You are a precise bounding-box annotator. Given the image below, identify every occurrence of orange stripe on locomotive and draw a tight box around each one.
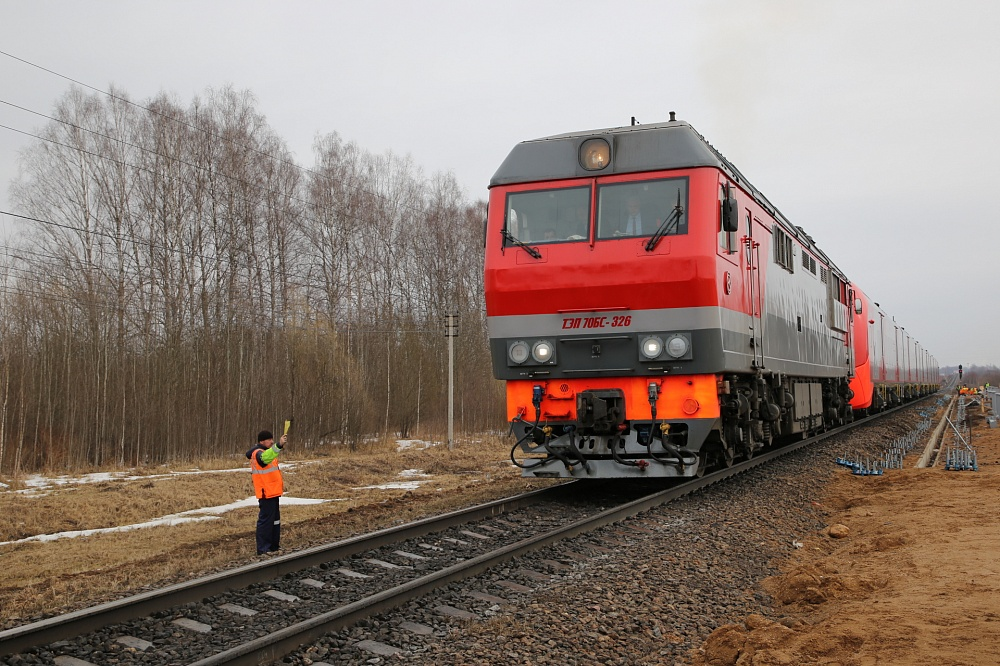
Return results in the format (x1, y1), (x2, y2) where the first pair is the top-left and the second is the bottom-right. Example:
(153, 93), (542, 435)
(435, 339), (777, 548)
(506, 375), (721, 422)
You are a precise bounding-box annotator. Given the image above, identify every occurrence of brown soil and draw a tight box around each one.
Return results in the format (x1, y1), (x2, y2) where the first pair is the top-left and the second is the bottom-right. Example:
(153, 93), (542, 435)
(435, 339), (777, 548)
(693, 404), (1000, 666)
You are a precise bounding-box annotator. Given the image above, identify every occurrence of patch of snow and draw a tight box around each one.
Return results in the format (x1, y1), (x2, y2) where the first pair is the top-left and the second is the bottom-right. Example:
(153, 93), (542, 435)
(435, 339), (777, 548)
(399, 469), (430, 478)
(6, 462), (316, 496)
(396, 439), (439, 451)
(0, 495), (339, 547)
(353, 481), (427, 491)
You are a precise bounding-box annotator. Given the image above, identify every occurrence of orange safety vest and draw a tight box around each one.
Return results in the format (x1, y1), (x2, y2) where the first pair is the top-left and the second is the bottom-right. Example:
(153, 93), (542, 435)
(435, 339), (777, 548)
(250, 447), (283, 499)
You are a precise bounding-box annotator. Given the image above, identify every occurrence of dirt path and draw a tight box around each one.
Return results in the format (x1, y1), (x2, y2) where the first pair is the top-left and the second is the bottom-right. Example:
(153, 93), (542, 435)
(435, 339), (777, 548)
(694, 403), (1000, 666)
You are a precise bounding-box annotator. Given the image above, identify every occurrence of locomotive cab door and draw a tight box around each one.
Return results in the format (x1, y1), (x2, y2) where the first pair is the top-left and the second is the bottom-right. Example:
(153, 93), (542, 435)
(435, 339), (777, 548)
(717, 181), (763, 372)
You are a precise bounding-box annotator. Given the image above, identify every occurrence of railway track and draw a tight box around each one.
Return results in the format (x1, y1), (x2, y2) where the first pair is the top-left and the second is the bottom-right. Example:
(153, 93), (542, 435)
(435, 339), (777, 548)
(0, 399), (937, 665)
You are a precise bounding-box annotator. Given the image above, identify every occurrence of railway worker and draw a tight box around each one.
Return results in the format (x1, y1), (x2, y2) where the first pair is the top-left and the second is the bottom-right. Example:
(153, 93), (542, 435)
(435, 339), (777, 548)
(623, 195), (643, 235)
(246, 430), (288, 555)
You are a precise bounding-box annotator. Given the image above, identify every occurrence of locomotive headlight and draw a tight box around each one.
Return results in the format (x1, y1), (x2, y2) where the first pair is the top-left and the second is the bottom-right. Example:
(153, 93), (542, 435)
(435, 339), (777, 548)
(579, 138), (610, 171)
(531, 340), (554, 363)
(508, 341), (530, 364)
(665, 334), (690, 359)
(640, 335), (663, 359)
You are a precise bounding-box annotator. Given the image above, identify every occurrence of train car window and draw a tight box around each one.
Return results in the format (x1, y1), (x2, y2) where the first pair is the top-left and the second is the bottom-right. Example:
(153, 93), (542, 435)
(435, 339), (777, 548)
(504, 187), (590, 244)
(718, 184), (737, 252)
(595, 177), (688, 240)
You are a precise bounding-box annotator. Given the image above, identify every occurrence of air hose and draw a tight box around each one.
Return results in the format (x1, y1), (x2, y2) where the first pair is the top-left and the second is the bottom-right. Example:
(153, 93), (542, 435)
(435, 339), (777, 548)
(559, 425), (590, 474)
(646, 383), (693, 470)
(509, 385), (551, 470)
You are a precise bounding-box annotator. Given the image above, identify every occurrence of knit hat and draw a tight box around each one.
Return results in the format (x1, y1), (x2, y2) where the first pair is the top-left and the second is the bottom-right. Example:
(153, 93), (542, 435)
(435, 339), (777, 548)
(257, 430), (273, 442)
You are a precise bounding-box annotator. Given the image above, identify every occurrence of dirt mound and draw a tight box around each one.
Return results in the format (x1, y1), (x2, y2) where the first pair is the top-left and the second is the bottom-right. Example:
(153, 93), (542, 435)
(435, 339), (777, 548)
(762, 561), (886, 608)
(698, 614), (863, 666)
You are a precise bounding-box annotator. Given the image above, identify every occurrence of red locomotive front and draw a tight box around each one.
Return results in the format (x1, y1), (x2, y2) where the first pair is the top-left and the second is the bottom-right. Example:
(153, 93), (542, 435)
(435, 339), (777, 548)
(487, 117), (860, 478)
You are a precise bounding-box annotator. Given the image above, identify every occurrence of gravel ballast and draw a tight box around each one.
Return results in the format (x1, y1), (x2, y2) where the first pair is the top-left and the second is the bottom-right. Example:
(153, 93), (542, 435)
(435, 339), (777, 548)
(286, 407), (931, 665)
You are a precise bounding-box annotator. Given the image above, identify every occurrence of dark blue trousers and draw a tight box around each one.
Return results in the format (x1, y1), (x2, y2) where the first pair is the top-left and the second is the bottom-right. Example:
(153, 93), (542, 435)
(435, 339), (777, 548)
(256, 497), (281, 554)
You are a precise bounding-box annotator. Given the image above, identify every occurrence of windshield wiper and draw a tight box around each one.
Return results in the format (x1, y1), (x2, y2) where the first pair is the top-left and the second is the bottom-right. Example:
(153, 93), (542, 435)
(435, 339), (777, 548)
(645, 191), (684, 252)
(501, 229), (542, 259)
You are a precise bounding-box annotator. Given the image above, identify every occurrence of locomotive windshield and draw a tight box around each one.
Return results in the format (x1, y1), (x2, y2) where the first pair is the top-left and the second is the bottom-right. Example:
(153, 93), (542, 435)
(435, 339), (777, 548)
(596, 178), (688, 240)
(505, 186), (590, 244)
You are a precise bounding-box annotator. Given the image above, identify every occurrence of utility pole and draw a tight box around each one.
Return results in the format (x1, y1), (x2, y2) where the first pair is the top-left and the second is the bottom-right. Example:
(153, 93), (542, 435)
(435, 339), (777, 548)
(445, 313), (459, 450)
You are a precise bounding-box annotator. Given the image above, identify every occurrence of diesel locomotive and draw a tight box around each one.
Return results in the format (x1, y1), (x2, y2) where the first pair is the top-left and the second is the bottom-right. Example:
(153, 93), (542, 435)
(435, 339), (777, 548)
(484, 114), (938, 478)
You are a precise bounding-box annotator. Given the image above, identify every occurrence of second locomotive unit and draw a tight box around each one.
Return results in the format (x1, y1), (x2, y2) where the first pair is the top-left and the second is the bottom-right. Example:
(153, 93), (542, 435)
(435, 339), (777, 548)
(484, 114), (937, 478)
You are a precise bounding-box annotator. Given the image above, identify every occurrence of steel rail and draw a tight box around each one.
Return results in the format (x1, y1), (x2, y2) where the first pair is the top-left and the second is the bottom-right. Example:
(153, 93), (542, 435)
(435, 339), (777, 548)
(0, 482), (582, 657)
(191, 397), (938, 665)
(917, 395), (956, 467)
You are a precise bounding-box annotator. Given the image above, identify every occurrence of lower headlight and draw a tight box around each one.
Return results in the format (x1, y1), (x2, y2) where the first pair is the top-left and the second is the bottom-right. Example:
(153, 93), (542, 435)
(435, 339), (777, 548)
(640, 336), (663, 359)
(531, 340), (554, 363)
(509, 341), (530, 364)
(665, 334), (690, 358)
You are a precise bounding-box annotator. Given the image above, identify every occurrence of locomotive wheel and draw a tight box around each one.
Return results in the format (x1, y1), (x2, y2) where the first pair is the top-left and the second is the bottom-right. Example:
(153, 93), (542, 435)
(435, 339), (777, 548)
(694, 452), (708, 478)
(723, 444), (736, 468)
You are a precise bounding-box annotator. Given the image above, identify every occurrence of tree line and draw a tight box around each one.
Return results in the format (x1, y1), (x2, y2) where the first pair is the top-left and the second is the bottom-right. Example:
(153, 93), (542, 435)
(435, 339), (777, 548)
(0, 85), (503, 474)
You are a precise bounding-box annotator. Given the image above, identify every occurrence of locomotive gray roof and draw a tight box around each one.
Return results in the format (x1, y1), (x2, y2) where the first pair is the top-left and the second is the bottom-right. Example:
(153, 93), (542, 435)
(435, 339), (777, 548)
(490, 119), (729, 187)
(490, 118), (845, 280)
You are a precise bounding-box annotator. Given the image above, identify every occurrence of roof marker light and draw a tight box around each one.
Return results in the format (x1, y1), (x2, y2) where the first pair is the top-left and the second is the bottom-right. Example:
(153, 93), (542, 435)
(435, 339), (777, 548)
(579, 138), (610, 171)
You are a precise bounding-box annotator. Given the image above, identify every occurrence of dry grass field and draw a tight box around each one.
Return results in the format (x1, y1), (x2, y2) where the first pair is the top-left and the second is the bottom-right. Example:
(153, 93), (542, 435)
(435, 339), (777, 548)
(0, 435), (546, 626)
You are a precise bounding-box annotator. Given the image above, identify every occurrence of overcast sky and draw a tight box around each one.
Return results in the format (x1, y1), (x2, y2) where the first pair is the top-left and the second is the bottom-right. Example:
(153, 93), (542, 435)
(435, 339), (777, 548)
(1, 0), (997, 368)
